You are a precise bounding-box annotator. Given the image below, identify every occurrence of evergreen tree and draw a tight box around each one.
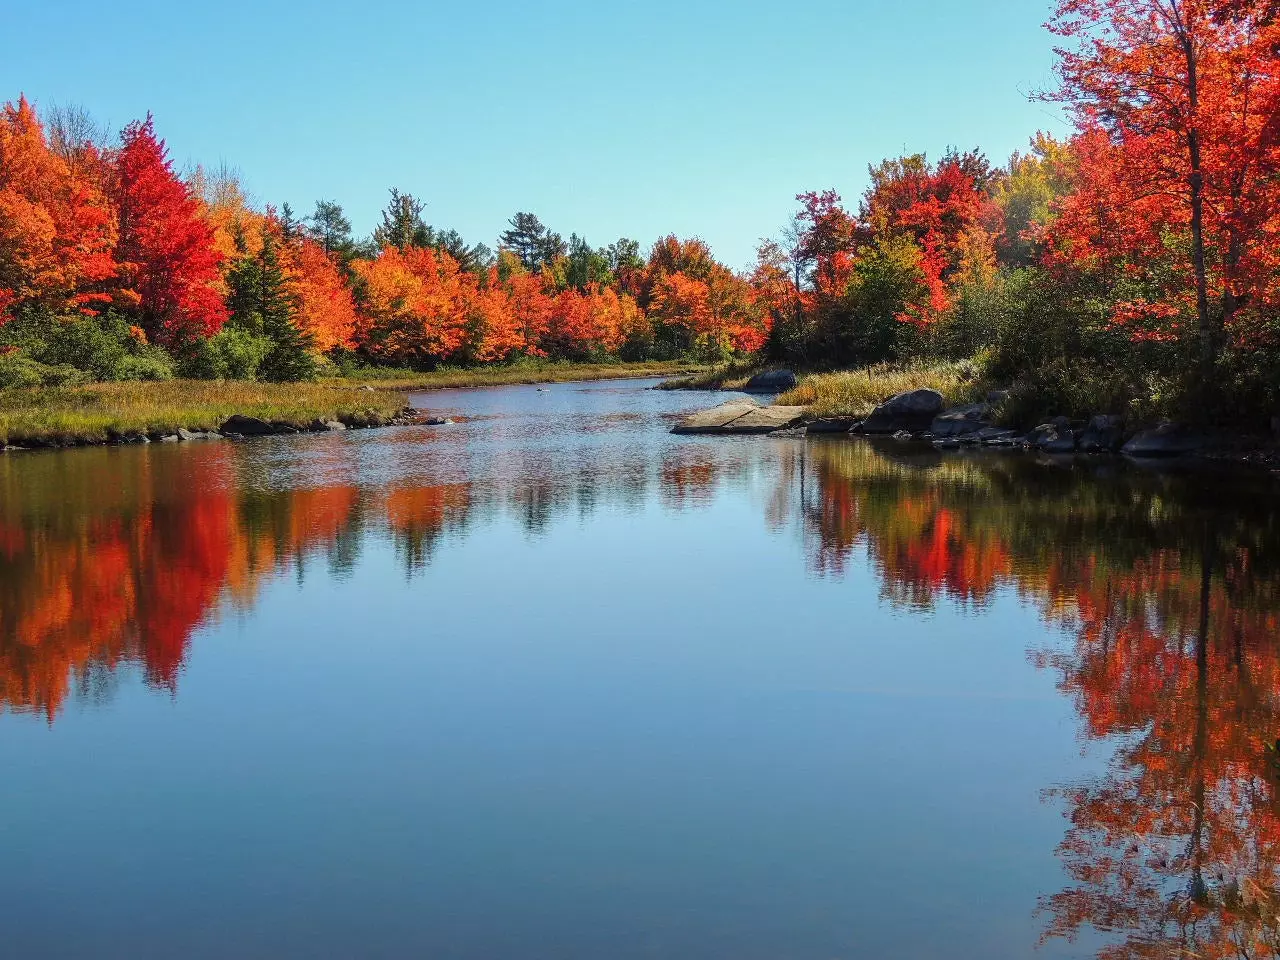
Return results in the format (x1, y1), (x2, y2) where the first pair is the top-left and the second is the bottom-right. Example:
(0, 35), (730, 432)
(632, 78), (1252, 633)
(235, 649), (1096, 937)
(500, 212), (565, 271)
(306, 200), (355, 262)
(226, 226), (316, 381)
(373, 188), (433, 251)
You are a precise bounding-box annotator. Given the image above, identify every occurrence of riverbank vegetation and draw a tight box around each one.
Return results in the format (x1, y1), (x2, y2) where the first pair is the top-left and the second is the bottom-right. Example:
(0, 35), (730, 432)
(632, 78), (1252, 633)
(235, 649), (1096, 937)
(776, 362), (988, 419)
(2, 0), (1278, 431)
(0, 381), (407, 446)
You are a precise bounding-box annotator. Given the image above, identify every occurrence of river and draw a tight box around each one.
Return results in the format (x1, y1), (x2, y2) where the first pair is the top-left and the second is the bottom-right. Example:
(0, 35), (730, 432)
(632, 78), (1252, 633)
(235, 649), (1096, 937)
(2, 378), (1279, 959)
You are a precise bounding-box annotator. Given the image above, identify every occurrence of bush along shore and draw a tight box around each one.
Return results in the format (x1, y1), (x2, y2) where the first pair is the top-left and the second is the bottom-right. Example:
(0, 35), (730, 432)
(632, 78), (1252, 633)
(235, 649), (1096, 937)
(0, 381), (426, 451)
(666, 364), (1280, 470)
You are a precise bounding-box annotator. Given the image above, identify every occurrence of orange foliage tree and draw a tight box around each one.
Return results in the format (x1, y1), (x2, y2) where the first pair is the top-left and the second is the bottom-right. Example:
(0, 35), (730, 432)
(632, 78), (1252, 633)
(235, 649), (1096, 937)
(0, 96), (117, 320)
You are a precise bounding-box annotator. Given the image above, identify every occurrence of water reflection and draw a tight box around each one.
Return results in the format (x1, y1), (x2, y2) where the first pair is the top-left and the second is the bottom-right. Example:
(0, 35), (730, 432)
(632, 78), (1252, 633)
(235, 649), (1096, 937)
(3, 395), (1280, 957)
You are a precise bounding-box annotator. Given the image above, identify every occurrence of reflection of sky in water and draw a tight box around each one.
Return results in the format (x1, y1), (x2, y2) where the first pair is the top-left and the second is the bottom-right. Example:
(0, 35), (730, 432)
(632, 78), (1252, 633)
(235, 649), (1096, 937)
(2, 378), (1278, 958)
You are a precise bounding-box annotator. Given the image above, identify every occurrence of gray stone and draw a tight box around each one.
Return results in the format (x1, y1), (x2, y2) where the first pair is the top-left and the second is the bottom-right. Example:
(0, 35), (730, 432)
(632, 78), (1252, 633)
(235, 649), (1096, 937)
(742, 369), (798, 393)
(1122, 421), (1207, 458)
(158, 434), (180, 443)
(892, 429), (914, 441)
(310, 419), (347, 431)
(930, 401), (993, 437)
(220, 414), (277, 436)
(768, 426), (808, 438)
(176, 427), (219, 441)
(862, 389), (946, 434)
(1078, 414), (1126, 453)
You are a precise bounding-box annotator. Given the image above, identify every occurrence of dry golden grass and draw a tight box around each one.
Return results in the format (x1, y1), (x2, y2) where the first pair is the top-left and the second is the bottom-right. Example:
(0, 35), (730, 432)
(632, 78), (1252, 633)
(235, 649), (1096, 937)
(0, 380), (407, 445)
(777, 361), (988, 418)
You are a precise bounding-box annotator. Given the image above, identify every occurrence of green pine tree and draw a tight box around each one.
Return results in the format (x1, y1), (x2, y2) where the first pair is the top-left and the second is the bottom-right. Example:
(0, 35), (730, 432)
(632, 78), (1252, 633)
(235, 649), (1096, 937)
(226, 226), (317, 382)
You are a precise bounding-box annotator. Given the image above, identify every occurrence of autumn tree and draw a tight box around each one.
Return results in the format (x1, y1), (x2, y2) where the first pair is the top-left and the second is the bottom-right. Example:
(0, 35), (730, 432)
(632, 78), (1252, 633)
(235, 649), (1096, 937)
(114, 116), (226, 347)
(1046, 0), (1280, 404)
(0, 96), (118, 319)
(289, 238), (358, 352)
(354, 245), (470, 365)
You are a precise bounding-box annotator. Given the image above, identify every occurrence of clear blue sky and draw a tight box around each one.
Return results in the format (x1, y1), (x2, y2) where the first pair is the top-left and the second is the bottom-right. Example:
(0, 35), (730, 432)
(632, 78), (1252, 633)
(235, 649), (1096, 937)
(4, 0), (1067, 269)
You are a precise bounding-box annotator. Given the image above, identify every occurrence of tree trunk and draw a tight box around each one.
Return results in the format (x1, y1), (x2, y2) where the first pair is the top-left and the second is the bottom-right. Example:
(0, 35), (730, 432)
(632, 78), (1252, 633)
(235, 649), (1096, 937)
(1183, 32), (1218, 413)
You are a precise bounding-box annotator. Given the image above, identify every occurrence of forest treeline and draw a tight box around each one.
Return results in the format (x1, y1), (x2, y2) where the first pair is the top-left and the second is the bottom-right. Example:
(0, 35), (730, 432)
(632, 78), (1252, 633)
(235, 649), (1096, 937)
(2, 0), (1278, 424)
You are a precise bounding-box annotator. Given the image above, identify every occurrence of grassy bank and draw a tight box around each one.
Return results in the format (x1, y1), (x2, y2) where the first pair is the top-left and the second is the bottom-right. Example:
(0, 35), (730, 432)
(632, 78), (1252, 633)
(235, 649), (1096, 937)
(777, 361), (988, 418)
(0, 381), (408, 446)
(331, 359), (708, 391)
(655, 360), (760, 391)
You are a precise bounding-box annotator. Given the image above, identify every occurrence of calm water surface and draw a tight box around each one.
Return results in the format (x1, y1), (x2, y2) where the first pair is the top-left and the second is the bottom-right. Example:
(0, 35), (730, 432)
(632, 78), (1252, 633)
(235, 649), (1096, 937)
(3, 378), (1279, 959)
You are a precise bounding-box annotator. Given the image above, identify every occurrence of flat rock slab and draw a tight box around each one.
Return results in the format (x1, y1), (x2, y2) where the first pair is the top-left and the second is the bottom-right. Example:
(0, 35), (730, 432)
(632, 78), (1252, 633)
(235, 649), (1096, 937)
(671, 400), (806, 435)
(724, 405), (809, 433)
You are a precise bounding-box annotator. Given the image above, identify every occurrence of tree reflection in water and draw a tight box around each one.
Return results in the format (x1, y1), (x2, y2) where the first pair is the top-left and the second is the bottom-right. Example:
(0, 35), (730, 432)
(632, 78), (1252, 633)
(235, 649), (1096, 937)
(3, 434), (1280, 959)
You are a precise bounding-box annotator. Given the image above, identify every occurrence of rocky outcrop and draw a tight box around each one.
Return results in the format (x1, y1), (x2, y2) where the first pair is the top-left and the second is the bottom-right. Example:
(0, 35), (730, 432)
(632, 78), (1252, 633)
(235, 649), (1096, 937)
(671, 399), (808, 435)
(742, 369), (799, 393)
(862, 389), (945, 434)
(1122, 421), (1207, 458)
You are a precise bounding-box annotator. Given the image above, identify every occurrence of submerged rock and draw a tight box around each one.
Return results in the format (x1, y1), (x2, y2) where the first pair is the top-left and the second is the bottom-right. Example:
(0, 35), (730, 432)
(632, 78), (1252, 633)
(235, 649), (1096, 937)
(862, 389), (945, 434)
(742, 369), (798, 393)
(806, 417), (861, 434)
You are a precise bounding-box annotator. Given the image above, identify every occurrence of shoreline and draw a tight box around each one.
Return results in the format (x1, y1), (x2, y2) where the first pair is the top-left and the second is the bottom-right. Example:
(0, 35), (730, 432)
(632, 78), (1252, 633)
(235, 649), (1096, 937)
(329, 361), (709, 393)
(0, 364), (707, 452)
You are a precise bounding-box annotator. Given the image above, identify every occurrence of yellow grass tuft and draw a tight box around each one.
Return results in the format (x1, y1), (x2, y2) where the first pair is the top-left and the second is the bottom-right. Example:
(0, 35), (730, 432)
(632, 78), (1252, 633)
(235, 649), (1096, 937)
(777, 361), (987, 418)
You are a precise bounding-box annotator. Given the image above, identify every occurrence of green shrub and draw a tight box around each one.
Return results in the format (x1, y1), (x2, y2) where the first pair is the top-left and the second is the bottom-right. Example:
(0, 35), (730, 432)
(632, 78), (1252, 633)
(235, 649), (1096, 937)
(181, 329), (274, 380)
(0, 353), (92, 389)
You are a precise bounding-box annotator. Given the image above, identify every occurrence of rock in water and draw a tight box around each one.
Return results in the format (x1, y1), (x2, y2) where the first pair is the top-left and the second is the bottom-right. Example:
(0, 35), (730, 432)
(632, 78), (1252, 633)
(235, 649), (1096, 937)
(671, 399), (807, 435)
(1078, 414), (1126, 453)
(1122, 421), (1206, 458)
(220, 415), (277, 436)
(742, 370), (798, 393)
(930, 401), (993, 438)
(862, 389), (945, 434)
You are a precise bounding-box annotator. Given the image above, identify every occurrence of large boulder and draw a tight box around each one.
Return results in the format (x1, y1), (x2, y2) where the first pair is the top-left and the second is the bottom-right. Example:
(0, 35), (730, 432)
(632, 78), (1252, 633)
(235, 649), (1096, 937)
(1122, 421), (1206, 458)
(742, 369), (799, 394)
(930, 401), (992, 438)
(1078, 414), (1126, 453)
(220, 414), (277, 436)
(862, 389), (945, 434)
